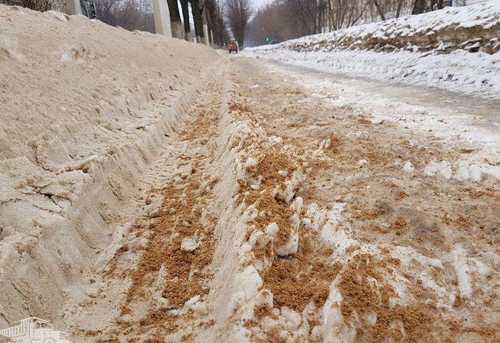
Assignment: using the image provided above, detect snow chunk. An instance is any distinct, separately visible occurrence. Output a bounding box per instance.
[238,266,263,296]
[181,237,199,252]
[357,159,368,167]
[185,295,208,315]
[274,171,305,204]
[402,161,415,173]
[244,157,258,169]
[275,230,299,257]
[230,266,263,316]
[304,202,327,231]
[281,307,302,331]
[265,222,279,238]
[255,289,274,310]
[455,160,482,182]
[322,283,357,343]
[449,245,472,300]
[269,135,283,145]
[423,160,452,179]
[320,203,346,244]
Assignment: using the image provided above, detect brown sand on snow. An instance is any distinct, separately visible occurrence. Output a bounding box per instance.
[236,149,341,315]
[1,4,499,343]
[0,3,219,330]
[79,81,226,341]
[246,59,497,342]
[121,104,221,336]
[96,55,497,341]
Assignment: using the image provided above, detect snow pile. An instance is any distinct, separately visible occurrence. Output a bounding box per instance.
[245,1,500,99]
[0,4,219,327]
[267,1,500,54]
[423,159,491,181]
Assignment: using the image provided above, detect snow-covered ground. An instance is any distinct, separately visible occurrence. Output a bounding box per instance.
[69,55,500,342]
[261,61,500,180]
[1,3,499,342]
[0,4,220,330]
[244,1,500,99]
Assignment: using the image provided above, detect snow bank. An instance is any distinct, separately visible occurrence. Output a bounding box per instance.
[0,4,220,327]
[245,1,500,99]
[268,1,500,54]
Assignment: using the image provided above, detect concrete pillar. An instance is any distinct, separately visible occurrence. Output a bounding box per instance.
[72,0,82,14]
[203,23,209,45]
[153,0,173,37]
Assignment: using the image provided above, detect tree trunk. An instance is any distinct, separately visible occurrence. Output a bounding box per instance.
[166,0,183,38]
[204,7,214,45]
[396,0,404,18]
[190,0,205,42]
[180,0,191,41]
[372,0,386,21]
[412,0,426,14]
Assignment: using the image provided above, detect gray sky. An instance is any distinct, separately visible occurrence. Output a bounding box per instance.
[250,0,273,10]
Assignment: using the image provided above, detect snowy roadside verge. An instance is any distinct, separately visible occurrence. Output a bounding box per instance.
[262,62,500,181]
[244,1,500,99]
[245,48,500,99]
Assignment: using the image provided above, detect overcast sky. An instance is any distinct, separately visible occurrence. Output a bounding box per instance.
[250,0,273,10]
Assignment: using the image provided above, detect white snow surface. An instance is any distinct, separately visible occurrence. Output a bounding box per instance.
[247,49,500,99]
[245,1,500,99]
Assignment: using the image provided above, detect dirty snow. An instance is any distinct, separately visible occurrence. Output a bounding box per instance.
[0,3,219,331]
[1,2,499,342]
[258,61,500,181]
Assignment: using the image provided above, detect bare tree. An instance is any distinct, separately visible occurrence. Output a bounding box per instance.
[205,0,227,46]
[372,0,386,20]
[412,0,426,13]
[226,0,251,47]
[288,0,320,35]
[247,1,300,45]
[395,0,405,16]
[22,0,50,11]
[190,0,205,42]
[167,0,184,38]
[326,0,367,30]
[95,0,115,22]
[0,0,50,11]
[248,0,367,45]
[412,0,446,14]
[179,0,191,40]
[95,0,154,33]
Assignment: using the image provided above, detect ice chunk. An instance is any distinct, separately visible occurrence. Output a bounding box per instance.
[402,161,415,173]
[181,237,199,252]
[423,161,452,179]
[450,245,472,299]
[455,161,482,182]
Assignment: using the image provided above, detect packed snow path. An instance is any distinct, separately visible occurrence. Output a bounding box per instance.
[265,60,500,178]
[63,56,499,342]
